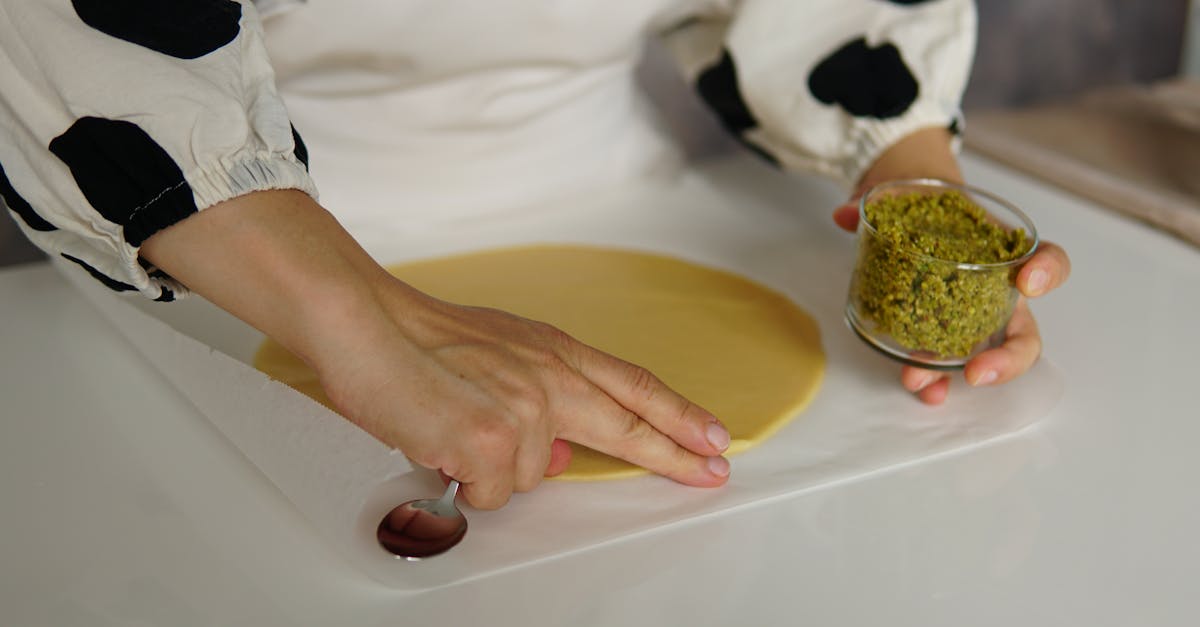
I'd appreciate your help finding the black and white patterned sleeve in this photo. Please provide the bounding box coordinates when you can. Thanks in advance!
[661,0,975,186]
[0,0,315,301]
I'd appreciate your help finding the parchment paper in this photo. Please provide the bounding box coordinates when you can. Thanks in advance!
[62,154,1063,590]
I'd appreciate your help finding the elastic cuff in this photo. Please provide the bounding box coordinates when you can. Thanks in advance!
[113,154,319,301]
[189,153,318,211]
[843,105,963,186]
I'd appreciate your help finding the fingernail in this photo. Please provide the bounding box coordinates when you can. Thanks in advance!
[972,370,998,386]
[1027,268,1048,295]
[911,372,935,391]
[706,421,731,452]
[707,456,730,477]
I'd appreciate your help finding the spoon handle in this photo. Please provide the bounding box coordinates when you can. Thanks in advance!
[438,479,461,509]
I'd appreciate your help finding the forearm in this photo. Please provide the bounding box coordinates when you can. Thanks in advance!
[855,127,963,192]
[139,189,733,507]
[139,190,401,370]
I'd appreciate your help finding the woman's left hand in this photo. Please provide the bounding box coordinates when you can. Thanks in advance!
[834,127,1072,405]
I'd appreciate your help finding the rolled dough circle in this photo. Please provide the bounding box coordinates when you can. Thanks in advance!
[254,245,824,480]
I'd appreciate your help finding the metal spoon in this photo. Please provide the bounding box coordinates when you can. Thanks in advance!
[376,480,468,560]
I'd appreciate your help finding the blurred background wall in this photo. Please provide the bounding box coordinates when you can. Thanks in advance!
[966,0,1191,109]
[1188,0,1200,75]
[2,0,1197,267]
[963,0,1200,245]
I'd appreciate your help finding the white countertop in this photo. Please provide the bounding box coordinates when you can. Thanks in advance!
[2,153,1198,626]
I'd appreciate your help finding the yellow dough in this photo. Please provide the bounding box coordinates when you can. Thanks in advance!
[253,245,825,480]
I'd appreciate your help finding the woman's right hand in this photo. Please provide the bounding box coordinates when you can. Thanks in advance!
[141,190,731,509]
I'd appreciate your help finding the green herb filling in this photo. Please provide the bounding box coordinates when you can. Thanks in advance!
[851,190,1032,357]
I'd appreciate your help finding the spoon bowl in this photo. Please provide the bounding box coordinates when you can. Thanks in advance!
[377,479,467,560]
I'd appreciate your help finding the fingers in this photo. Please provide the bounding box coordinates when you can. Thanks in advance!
[899,299,1042,404]
[900,366,951,406]
[1017,241,1070,297]
[561,347,730,487]
[558,385,730,487]
[450,343,734,508]
[962,298,1042,387]
[456,421,518,510]
[460,478,513,511]
[573,346,731,458]
[544,438,573,477]
[456,406,556,509]
[513,425,553,493]
[458,436,567,509]
[405,308,737,510]
[832,203,860,232]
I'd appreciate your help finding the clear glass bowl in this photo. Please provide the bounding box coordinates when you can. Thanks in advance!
[845,179,1039,370]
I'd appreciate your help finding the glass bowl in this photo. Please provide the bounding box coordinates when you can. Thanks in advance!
[844,179,1038,370]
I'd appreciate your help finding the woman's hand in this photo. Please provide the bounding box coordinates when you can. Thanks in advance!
[832,128,1071,405]
[142,190,731,509]
[316,277,733,509]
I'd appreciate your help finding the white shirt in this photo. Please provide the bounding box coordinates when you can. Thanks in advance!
[0,0,974,300]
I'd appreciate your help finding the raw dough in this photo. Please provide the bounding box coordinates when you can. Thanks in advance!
[253,245,825,480]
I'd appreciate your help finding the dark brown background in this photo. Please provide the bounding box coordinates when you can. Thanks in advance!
[1,0,1192,267]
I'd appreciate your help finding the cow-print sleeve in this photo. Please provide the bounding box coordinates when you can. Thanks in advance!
[0,0,316,301]
[661,0,974,186]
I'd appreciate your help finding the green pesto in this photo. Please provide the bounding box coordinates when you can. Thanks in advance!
[851,190,1031,357]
